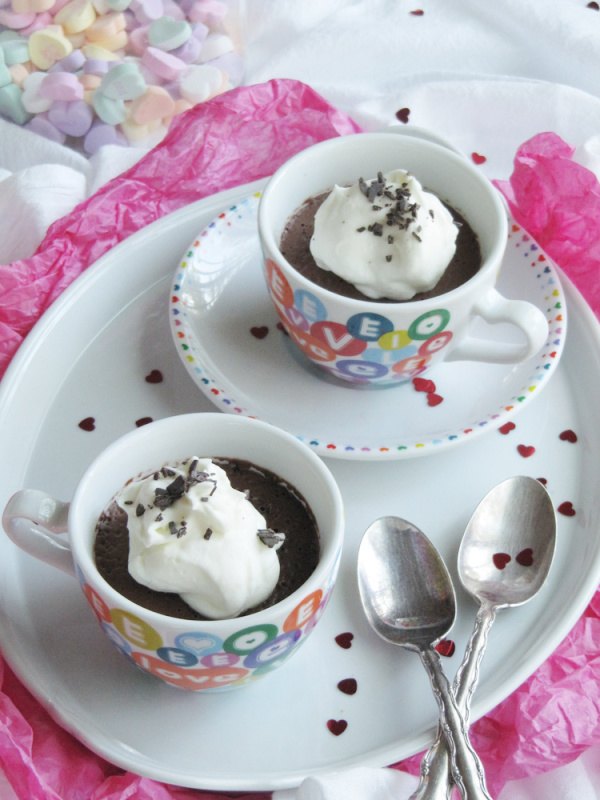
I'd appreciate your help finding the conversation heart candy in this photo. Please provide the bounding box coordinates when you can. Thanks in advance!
[8,62,30,85]
[131,0,164,24]
[0,8,35,27]
[11,0,55,11]
[0,82,31,123]
[129,82,173,123]
[90,28,128,51]
[85,9,125,40]
[100,61,145,99]
[54,0,97,33]
[169,30,200,62]
[81,42,120,60]
[92,88,125,122]
[127,23,148,55]
[29,25,73,69]
[178,62,221,104]
[0,33,30,64]
[22,69,52,111]
[83,118,127,152]
[25,112,66,142]
[40,70,84,100]
[198,32,233,63]
[79,71,101,89]
[82,57,111,74]
[48,97,93,135]
[49,47,86,72]
[120,114,163,141]
[148,15,191,51]
[19,10,52,34]
[141,44,184,80]
[187,0,226,27]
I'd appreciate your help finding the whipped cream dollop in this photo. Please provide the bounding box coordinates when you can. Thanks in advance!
[116,457,284,620]
[310,170,459,300]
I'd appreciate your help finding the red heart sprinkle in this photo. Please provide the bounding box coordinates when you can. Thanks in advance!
[145,369,163,384]
[327,719,348,736]
[517,444,536,458]
[78,417,95,432]
[435,639,456,657]
[498,421,516,435]
[558,501,576,517]
[395,107,411,123]
[537,477,548,485]
[427,392,444,407]
[326,443,336,450]
[135,417,153,427]
[413,377,436,393]
[210,388,219,395]
[250,326,269,340]
[559,429,578,443]
[276,321,289,336]
[335,632,354,649]
[516,548,534,566]
[337,678,358,695]
[493,552,512,570]
[471,152,487,165]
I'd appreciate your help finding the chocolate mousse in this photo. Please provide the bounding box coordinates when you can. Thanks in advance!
[94,458,320,621]
[280,188,481,302]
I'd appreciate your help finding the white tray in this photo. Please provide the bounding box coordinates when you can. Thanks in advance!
[0,180,599,792]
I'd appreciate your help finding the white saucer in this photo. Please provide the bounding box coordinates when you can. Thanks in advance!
[170,193,566,460]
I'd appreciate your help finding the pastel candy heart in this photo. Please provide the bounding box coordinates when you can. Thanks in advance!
[49,47,86,72]
[92,89,125,122]
[100,61,145,99]
[89,28,128,51]
[130,82,174,122]
[25,112,66,142]
[0,34,30,64]
[0,8,35,27]
[120,114,163,141]
[198,32,233,63]
[141,45,185,80]
[22,70,52,111]
[79,72,101,90]
[126,22,148,55]
[83,119,127,152]
[187,0,226,27]
[148,15,191,51]
[83,57,112,74]
[48,97,93,134]
[19,11,53,34]
[170,31,201,63]
[8,62,29,85]
[29,25,73,69]
[190,21,208,43]
[0,82,31,123]
[11,0,54,11]
[81,43,120,60]
[54,0,97,33]
[85,9,126,40]
[40,70,84,100]
[179,62,221,103]
[131,0,165,24]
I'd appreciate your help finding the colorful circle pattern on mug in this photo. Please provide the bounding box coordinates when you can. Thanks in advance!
[264,257,453,385]
[78,568,333,691]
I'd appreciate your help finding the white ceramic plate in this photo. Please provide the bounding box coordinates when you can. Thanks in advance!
[0,181,599,792]
[170,192,566,460]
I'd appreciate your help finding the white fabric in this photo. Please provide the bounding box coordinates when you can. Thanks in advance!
[1,1,600,797]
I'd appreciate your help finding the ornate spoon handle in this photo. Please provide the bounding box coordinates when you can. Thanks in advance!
[418,645,492,800]
[411,604,497,800]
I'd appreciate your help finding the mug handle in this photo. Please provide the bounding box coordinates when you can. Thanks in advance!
[445,287,549,364]
[2,489,75,576]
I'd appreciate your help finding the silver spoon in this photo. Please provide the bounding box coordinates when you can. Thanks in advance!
[412,476,557,800]
[357,516,492,800]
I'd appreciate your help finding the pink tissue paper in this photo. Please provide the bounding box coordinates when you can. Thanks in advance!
[0,81,599,799]
[494,131,600,319]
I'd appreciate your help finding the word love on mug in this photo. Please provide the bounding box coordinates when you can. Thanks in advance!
[265,258,452,385]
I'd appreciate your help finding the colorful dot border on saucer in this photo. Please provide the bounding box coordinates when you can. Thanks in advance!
[170,195,566,460]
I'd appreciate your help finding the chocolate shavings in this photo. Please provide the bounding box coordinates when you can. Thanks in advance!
[257,528,286,549]
[169,520,187,538]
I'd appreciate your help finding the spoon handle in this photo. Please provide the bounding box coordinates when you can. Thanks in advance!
[411,605,496,800]
[418,646,492,800]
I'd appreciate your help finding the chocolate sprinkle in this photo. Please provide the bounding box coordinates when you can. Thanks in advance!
[204,527,213,540]
[257,528,286,549]
[135,503,145,517]
[169,520,187,539]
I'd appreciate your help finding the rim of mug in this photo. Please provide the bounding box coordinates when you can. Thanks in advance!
[70,413,345,632]
[258,132,509,309]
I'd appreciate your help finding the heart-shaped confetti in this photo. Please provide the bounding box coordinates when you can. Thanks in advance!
[516,548,534,566]
[435,639,456,657]
[250,326,269,339]
[517,444,535,458]
[427,392,443,407]
[78,416,96,432]
[337,678,358,695]
[559,429,578,443]
[499,421,516,435]
[327,719,348,736]
[413,377,436,393]
[145,369,163,384]
[493,552,512,570]
[335,632,354,649]
[395,107,410,123]
[471,152,487,165]
[558,501,576,517]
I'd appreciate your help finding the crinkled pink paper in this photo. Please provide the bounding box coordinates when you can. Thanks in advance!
[494,131,600,318]
[0,85,599,799]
